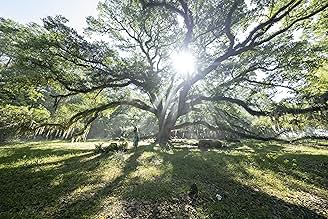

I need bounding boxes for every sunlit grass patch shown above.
[0,140,327,218]
[235,144,256,153]
[137,151,164,165]
[130,166,165,182]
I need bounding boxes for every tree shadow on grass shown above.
[51,145,154,218]
[251,151,328,191]
[156,148,327,218]
[69,145,326,218]
[0,146,89,165]
[232,140,285,153]
[280,153,328,188]
[0,144,114,218]
[236,141,328,191]
[0,143,326,218]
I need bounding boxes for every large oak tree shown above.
[1,0,327,145]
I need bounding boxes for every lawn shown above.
[0,140,327,218]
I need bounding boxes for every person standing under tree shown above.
[133,127,139,149]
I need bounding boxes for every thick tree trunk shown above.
[155,90,186,147]
[156,127,171,146]
[155,117,175,147]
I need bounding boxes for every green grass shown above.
[0,140,327,218]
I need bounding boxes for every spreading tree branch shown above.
[140,0,194,47]
[173,120,286,142]
[193,95,328,116]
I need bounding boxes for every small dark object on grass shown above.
[198,139,223,149]
[189,183,198,205]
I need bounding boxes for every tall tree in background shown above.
[0,0,327,145]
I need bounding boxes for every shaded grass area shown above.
[0,140,327,218]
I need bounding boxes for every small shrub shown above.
[97,142,128,153]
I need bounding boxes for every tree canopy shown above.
[0,0,327,144]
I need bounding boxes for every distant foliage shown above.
[0,105,50,141]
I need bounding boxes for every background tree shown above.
[0,0,327,145]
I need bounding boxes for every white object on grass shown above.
[216,194,222,201]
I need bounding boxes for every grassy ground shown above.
[0,140,327,219]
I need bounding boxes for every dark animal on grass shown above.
[189,183,198,205]
[198,139,223,149]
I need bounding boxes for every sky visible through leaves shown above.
[0,0,302,101]
[0,0,99,34]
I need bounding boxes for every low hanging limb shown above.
[173,120,328,142]
[190,95,328,117]
[172,120,285,141]
[31,98,157,140]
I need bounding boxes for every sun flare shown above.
[171,51,196,75]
